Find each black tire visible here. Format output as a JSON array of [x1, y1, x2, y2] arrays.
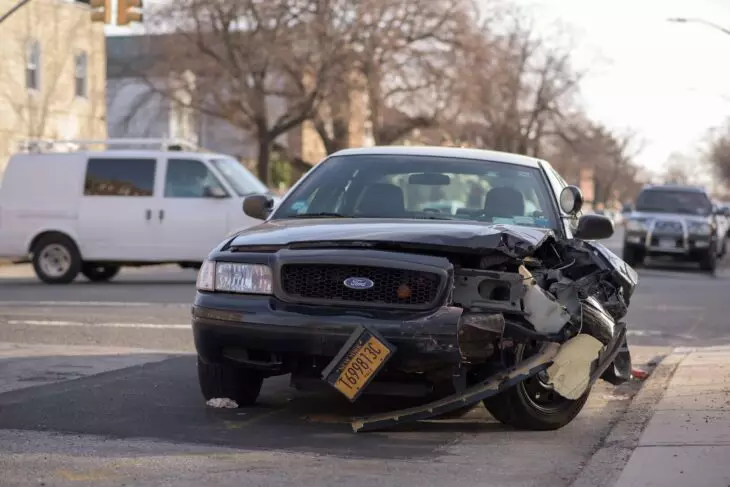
[[483, 343, 591, 431], [81, 263, 120, 282], [31, 234, 82, 284], [197, 357, 263, 407], [700, 246, 717, 274], [622, 245, 644, 268]]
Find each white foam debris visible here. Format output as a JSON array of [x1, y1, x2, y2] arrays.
[[206, 397, 239, 408]]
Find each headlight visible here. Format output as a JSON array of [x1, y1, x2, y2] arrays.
[[625, 219, 646, 231], [688, 222, 712, 235], [196, 261, 273, 294]]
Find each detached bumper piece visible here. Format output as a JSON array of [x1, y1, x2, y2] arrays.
[[350, 342, 560, 433]]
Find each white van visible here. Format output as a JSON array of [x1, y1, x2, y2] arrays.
[[0, 139, 275, 284]]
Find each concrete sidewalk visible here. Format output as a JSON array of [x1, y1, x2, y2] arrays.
[[575, 345, 730, 487]]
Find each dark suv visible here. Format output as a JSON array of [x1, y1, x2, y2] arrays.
[[623, 184, 728, 272]]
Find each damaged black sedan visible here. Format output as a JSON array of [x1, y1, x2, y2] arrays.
[[192, 146, 638, 433]]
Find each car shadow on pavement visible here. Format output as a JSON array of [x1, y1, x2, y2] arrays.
[[0, 354, 634, 460]]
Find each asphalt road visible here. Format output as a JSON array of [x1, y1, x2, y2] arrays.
[[0, 227, 727, 487]]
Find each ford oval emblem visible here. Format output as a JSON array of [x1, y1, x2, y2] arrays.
[[343, 277, 374, 290]]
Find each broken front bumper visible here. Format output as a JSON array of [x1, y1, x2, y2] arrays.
[[192, 292, 467, 373]]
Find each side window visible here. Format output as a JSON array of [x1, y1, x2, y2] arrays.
[[84, 158, 156, 196], [164, 158, 227, 198]]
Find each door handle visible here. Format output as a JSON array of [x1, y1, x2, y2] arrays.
[[145, 209, 151, 220], [158, 209, 165, 222]]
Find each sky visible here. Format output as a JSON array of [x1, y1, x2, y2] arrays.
[[512, 0, 730, 173]]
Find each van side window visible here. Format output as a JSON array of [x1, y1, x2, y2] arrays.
[[164, 159, 227, 198], [84, 158, 156, 196]]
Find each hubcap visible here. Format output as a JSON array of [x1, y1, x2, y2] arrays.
[[38, 244, 71, 278]]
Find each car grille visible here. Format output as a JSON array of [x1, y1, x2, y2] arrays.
[[279, 264, 442, 307], [653, 220, 683, 234]]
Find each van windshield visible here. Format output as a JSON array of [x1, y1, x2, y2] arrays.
[[210, 158, 270, 197]]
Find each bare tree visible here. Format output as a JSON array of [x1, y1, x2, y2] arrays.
[[448, 10, 584, 158], [709, 120, 730, 187], [125, 0, 356, 184], [308, 0, 477, 154], [661, 152, 707, 185]]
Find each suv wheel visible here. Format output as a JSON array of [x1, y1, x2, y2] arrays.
[[31, 234, 82, 284], [81, 264, 120, 282], [622, 246, 644, 268], [700, 246, 717, 274], [197, 357, 263, 407], [483, 342, 590, 430]]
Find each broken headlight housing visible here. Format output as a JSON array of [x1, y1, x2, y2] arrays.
[[687, 221, 711, 235], [196, 261, 273, 294]]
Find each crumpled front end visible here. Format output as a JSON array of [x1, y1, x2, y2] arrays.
[[349, 228, 638, 432]]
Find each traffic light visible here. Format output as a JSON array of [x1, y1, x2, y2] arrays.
[[89, 0, 110, 23], [117, 0, 143, 26]]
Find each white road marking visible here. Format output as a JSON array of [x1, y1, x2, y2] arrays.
[[7, 320, 190, 330], [0, 301, 189, 307]]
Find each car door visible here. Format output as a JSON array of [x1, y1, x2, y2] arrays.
[[155, 157, 230, 262], [77, 156, 159, 261]]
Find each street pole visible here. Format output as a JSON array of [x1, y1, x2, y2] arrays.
[[667, 17, 730, 36], [0, 0, 32, 26]]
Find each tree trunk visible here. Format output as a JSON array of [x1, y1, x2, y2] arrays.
[[257, 137, 271, 186]]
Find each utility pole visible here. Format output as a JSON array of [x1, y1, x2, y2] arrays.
[[0, 0, 32, 26]]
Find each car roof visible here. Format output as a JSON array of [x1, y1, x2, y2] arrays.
[[11, 150, 226, 159], [640, 184, 707, 194], [330, 146, 543, 168]]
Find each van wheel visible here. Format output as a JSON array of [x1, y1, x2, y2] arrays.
[[31, 234, 81, 284], [81, 264, 120, 282]]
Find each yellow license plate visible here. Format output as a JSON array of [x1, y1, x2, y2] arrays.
[[334, 337, 390, 400]]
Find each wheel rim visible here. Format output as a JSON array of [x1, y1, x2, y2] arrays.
[[516, 341, 574, 413], [38, 244, 72, 277]]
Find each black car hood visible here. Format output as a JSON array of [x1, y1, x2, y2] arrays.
[[227, 218, 556, 258]]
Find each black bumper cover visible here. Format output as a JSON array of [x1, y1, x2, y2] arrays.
[[192, 292, 463, 373]]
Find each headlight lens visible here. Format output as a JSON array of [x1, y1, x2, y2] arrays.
[[626, 219, 646, 231], [688, 222, 712, 235], [196, 261, 273, 294]]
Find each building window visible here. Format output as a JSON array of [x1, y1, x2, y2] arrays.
[[74, 51, 88, 98], [25, 40, 41, 91], [84, 158, 157, 196]]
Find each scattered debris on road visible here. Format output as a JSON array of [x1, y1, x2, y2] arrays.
[[206, 397, 238, 408]]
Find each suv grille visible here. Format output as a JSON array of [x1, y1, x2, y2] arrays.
[[279, 264, 442, 307], [654, 220, 683, 233]]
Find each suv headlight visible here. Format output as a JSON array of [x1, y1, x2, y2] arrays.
[[625, 219, 646, 231], [687, 221, 712, 235], [196, 261, 273, 294]]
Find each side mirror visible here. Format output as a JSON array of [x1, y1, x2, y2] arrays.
[[243, 194, 274, 220], [574, 214, 614, 240], [204, 186, 228, 198], [559, 185, 584, 215]]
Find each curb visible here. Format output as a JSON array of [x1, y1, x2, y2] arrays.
[[568, 348, 690, 487]]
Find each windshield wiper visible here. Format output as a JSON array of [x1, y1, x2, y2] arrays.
[[412, 215, 457, 220], [289, 212, 347, 218]]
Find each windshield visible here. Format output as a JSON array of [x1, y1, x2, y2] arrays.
[[210, 158, 269, 197], [271, 154, 559, 231], [635, 190, 712, 216]]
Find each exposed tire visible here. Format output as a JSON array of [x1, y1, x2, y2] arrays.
[[31, 234, 82, 284], [622, 245, 644, 268], [81, 263, 120, 282], [483, 343, 591, 431], [197, 357, 263, 407]]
